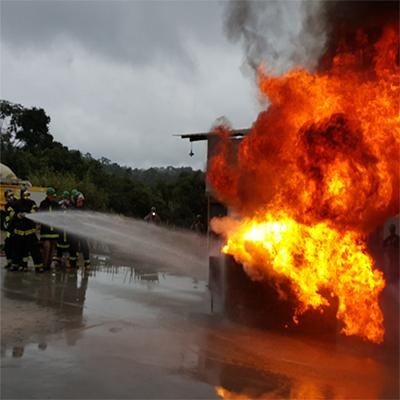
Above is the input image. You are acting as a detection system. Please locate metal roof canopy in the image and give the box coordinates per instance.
[175,128,250,142]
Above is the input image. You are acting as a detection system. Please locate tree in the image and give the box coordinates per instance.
[0,100,53,151]
[1,99,207,225]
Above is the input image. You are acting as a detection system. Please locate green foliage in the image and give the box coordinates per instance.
[28,169,109,210]
[0,100,207,228]
[0,100,53,151]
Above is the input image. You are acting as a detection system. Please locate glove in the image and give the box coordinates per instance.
[17,212,26,219]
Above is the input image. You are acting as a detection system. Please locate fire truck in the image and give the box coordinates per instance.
[0,163,46,229]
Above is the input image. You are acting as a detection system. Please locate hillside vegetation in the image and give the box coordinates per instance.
[0,100,207,227]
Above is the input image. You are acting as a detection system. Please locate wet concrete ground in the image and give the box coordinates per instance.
[1,256,399,399]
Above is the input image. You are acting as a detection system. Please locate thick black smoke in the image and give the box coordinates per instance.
[224,0,326,73]
[224,0,398,73]
[320,0,399,70]
[325,0,399,29]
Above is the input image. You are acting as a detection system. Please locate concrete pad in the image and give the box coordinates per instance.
[1,259,398,399]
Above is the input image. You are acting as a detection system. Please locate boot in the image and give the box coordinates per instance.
[35,264,44,273]
[52,257,61,269]
[84,259,91,270]
[69,257,77,269]
[19,261,28,272]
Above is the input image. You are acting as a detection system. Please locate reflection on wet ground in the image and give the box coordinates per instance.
[1,256,398,399]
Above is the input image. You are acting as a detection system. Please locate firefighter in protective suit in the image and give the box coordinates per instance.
[53,191,72,266]
[144,207,161,224]
[11,189,44,272]
[39,187,59,270]
[3,190,16,269]
[69,190,90,269]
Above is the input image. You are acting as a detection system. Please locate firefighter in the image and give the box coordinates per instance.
[53,191,72,267]
[144,206,161,224]
[39,187,60,270]
[11,189,43,272]
[59,190,71,209]
[70,189,79,207]
[75,191,85,209]
[3,190,16,269]
[69,190,90,269]
[190,214,205,233]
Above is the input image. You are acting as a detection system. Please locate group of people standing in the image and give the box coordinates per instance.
[3,187,90,273]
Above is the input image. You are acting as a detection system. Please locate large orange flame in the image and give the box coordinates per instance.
[208,26,399,343]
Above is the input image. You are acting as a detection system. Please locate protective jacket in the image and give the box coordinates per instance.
[4,200,16,235]
[11,198,43,271]
[4,199,16,265]
[13,198,38,236]
[39,197,59,239]
[56,199,72,252]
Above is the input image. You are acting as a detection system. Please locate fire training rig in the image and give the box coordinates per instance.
[177,129,338,338]
[178,129,399,347]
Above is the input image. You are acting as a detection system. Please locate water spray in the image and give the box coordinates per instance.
[28,211,209,279]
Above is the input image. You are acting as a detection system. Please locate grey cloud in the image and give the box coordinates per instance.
[1,0,321,168]
[1,36,256,168]
[1,0,225,70]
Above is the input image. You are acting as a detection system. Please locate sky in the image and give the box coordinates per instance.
[1,0,261,169]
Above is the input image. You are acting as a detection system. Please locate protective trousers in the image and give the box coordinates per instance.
[4,233,15,267]
[41,239,57,270]
[69,235,90,268]
[12,233,43,271]
[53,230,71,264]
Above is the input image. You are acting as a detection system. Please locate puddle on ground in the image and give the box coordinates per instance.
[1,257,398,399]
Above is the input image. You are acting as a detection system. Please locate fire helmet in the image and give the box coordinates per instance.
[47,187,56,196]
[5,190,14,201]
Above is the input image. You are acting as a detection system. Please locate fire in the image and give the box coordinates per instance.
[212,213,385,342]
[208,25,399,343]
[216,386,250,400]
